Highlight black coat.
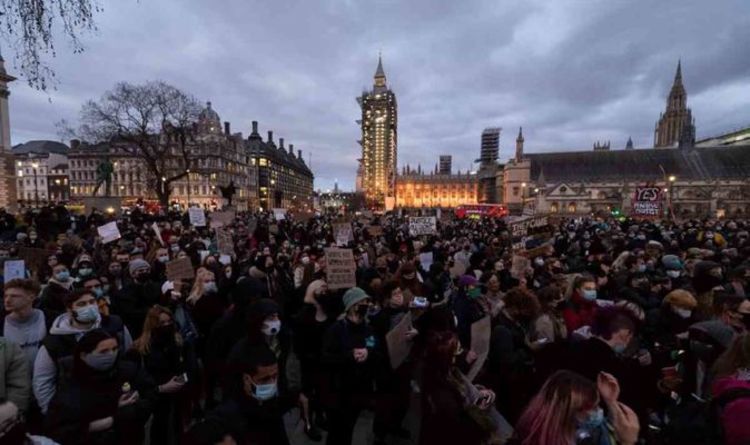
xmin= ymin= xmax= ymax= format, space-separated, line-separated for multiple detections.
xmin=44 ymin=359 xmax=155 ymax=445
xmin=114 ymin=281 xmax=161 ymax=338
xmin=209 ymin=394 xmax=290 ymax=445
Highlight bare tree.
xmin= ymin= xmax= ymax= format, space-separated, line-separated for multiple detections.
xmin=0 ymin=0 xmax=103 ymax=90
xmin=73 ymin=81 xmax=203 ymax=207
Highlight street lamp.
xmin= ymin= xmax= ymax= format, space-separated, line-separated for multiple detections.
xmin=668 ymin=175 xmax=677 ymax=219
xmin=30 ymin=160 xmax=40 ymax=208
xmin=186 ymin=169 xmax=191 ymax=207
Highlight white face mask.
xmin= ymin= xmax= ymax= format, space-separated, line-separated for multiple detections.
xmin=301 ymin=256 xmax=310 ymax=265
xmin=673 ymin=306 xmax=692 ymax=319
xmin=262 ymin=320 xmax=281 ymax=336
xmin=666 ymin=270 xmax=681 ymax=279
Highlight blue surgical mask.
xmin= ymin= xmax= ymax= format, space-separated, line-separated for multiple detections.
xmin=55 ymin=271 xmax=70 ymax=281
xmin=581 ymin=289 xmax=597 ymax=301
xmin=667 ymin=270 xmax=681 ymax=279
xmin=253 ymin=381 xmax=278 ymax=401
xmin=83 ymin=351 xmax=117 ymax=371
xmin=78 ymin=268 xmax=93 ymax=277
xmin=93 ymin=287 xmax=105 ymax=298
xmin=74 ymin=305 xmax=100 ymax=324
xmin=613 ymin=343 xmax=627 ymax=354
xmin=637 ymin=265 xmax=647 ymax=273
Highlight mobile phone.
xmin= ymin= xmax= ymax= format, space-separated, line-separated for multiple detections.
xmin=176 ymin=373 xmax=188 ymax=384
xmin=475 ymin=394 xmax=490 ymax=406
xmin=412 ymin=296 xmax=429 ymax=308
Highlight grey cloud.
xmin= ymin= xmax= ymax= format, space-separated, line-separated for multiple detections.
xmin=6 ymin=0 xmax=750 ymax=190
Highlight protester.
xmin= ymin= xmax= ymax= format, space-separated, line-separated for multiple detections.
xmin=2 ymin=279 xmax=48 ymax=370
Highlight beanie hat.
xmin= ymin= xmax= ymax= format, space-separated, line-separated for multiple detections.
xmin=248 ymin=298 xmax=280 ymax=318
xmin=129 ymin=258 xmax=150 ymax=275
xmin=458 ymin=274 xmax=478 ymax=288
xmin=342 ymin=287 xmax=369 ymax=312
xmin=663 ymin=289 xmax=697 ymax=309
xmin=661 ymin=254 xmax=683 ymax=271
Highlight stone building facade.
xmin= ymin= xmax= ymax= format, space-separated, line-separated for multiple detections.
xmin=395 ymin=163 xmax=478 ymax=208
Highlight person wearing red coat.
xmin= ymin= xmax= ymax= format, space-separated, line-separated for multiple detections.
xmin=561 ymin=274 xmax=599 ymax=333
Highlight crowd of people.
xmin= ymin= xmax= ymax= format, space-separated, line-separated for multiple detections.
xmin=0 ymin=203 xmax=748 ymax=445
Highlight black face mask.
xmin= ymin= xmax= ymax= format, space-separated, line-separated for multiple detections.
xmin=153 ymin=325 xmax=175 ymax=341
xmin=355 ymin=305 xmax=369 ymax=318
xmin=742 ymin=313 xmax=750 ymax=331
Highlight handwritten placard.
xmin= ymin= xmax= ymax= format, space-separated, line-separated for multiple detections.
xmin=97 ymin=222 xmax=121 ymax=244
xmin=408 ymin=216 xmax=436 ymax=236
xmin=211 ymin=210 xmax=235 ymax=228
xmin=3 ymin=260 xmax=25 ymax=281
xmin=324 ymin=248 xmax=356 ymax=290
xmin=385 ymin=313 xmax=414 ymax=370
xmin=467 ymin=315 xmax=491 ymax=381
xmin=166 ymin=257 xmax=194 ymax=281
xmin=189 ymin=208 xmax=206 ymax=227
xmin=333 ymin=222 xmax=353 ymax=247
xmin=216 ymin=228 xmax=235 ymax=256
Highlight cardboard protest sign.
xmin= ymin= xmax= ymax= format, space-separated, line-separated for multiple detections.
xmin=18 ymin=247 xmax=49 ymax=274
xmin=333 ymin=222 xmax=353 ymax=247
xmin=632 ymin=186 xmax=662 ymax=218
xmin=211 ymin=210 xmax=236 ymax=228
xmin=419 ymin=252 xmax=434 ymax=271
xmin=152 ymin=222 xmax=165 ymax=246
xmin=385 ymin=313 xmax=414 ymax=370
xmin=324 ymin=248 xmax=356 ymax=290
xmin=509 ymin=215 xmax=549 ymax=239
xmin=511 ymin=254 xmax=530 ymax=280
xmin=166 ymin=257 xmax=194 ymax=281
xmin=272 ymin=208 xmax=286 ymax=221
xmin=366 ymin=225 xmax=383 ymax=237
xmin=216 ymin=228 xmax=235 ymax=256
xmin=188 ymin=208 xmax=206 ymax=227
xmin=97 ymin=222 xmax=121 ymax=244
xmin=408 ymin=217 xmax=437 ymax=236
xmin=3 ymin=260 xmax=25 ymax=281
xmin=467 ymin=315 xmax=491 ymax=381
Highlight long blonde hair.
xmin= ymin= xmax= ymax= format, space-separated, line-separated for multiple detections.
xmin=187 ymin=267 xmax=213 ymax=305
xmin=131 ymin=305 xmax=183 ymax=355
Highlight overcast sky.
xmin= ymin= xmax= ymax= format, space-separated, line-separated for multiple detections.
xmin=6 ymin=0 xmax=750 ymax=190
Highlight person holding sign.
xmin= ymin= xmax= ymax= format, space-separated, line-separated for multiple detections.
xmin=321 ymin=287 xmax=382 ymax=445
xmin=370 ymin=281 xmax=415 ymax=444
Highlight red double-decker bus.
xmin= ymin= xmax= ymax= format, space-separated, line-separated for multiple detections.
xmin=455 ymin=204 xmax=509 ymax=219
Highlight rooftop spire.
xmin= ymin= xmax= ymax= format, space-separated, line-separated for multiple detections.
xmin=374 ymin=52 xmax=387 ymax=88
xmin=673 ymin=59 xmax=682 ymax=86
xmin=517 ymin=126 xmax=524 ymax=142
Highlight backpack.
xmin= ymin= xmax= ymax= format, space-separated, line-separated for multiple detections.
xmin=662 ymin=387 xmax=750 ymax=444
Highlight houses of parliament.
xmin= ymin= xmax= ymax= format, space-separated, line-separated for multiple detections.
xmin=357 ymin=57 xmax=750 ymax=218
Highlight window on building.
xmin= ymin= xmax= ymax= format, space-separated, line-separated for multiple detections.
xmin=513 ymin=187 xmax=519 ymax=196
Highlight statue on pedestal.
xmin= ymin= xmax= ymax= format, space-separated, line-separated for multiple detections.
xmin=92 ymin=158 xmax=114 ymax=197
xmin=218 ymin=180 xmax=237 ymax=208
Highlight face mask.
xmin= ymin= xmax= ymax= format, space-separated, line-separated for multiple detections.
xmin=534 ymin=258 xmax=545 ymax=267
xmin=673 ymin=307 xmax=692 ymax=319
xmin=253 ymin=380 xmax=278 ymax=401
xmin=613 ymin=343 xmax=627 ymax=354
xmin=301 ymin=256 xmax=310 ymax=265
xmin=102 ymin=284 xmax=111 ymax=294
xmin=581 ymin=289 xmax=597 ymax=301
xmin=667 ymin=270 xmax=681 ymax=279
xmin=110 ymin=268 xmax=122 ymax=276
xmin=83 ymin=351 xmax=117 ymax=371
xmin=74 ymin=305 xmax=100 ymax=324
xmin=55 ymin=271 xmax=70 ymax=281
xmin=356 ymin=305 xmax=369 ymax=318
xmin=742 ymin=313 xmax=750 ymax=331
xmin=78 ymin=267 xmax=93 ymax=277
xmin=467 ymin=287 xmax=482 ymax=299
xmin=637 ymin=265 xmax=647 ymax=273
xmin=637 ymin=235 xmax=646 ymax=241
xmin=225 ymin=270 xmax=232 ymax=279
xmin=203 ymin=282 xmax=218 ymax=293
xmin=262 ymin=320 xmax=281 ymax=336
xmin=158 ymin=255 xmax=169 ymax=263
xmin=580 ymin=407 xmax=605 ymax=430
xmin=367 ymin=305 xmax=381 ymax=317
xmin=93 ymin=287 xmax=105 ymax=298
xmin=171 ymin=245 xmax=180 ymax=253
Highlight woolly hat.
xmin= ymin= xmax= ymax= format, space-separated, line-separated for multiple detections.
xmin=128 ymin=258 xmax=150 ymax=275
xmin=458 ymin=274 xmax=478 ymax=287
xmin=661 ymin=254 xmax=683 ymax=271
xmin=663 ymin=289 xmax=697 ymax=309
xmin=342 ymin=287 xmax=369 ymax=312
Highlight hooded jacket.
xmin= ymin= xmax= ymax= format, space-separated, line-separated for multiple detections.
xmin=32 ymin=312 xmax=101 ymax=413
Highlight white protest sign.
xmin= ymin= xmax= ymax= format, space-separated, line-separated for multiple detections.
xmin=152 ymin=222 xmax=165 ymax=246
xmin=189 ymin=208 xmax=206 ymax=227
xmin=3 ymin=260 xmax=25 ymax=281
xmin=97 ymin=222 xmax=121 ymax=244
xmin=419 ymin=252 xmax=434 ymax=271
xmin=219 ymin=254 xmax=232 ymax=265
xmin=333 ymin=222 xmax=353 ymax=247
xmin=408 ymin=216 xmax=437 ymax=236
xmin=272 ymin=208 xmax=286 ymax=221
